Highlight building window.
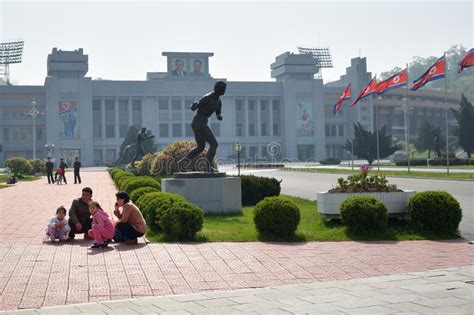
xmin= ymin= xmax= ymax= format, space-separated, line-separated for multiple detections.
xmin=273 ymin=123 xmax=280 ymax=136
xmin=159 ymin=98 xmax=169 ymax=122
xmin=92 ymin=99 xmax=102 ymax=139
xmin=249 ymin=123 xmax=255 ymax=136
xmin=236 ymin=123 xmax=242 ymax=137
xmin=132 ymin=99 xmax=142 ymax=127
xmin=105 ymin=99 xmax=115 ymax=138
xmin=172 ymin=98 xmax=182 ymax=110
xmin=185 ymin=124 xmax=193 ymax=137
xmin=325 ymin=124 xmax=337 ymax=137
xmin=159 ymin=123 xmax=169 ymax=137
xmin=105 ymin=149 xmax=116 ymax=165
xmin=3 ymin=128 xmax=10 ymax=143
xmin=172 ymin=123 xmax=182 ymax=137
xmin=338 ymin=124 xmax=344 ymax=137
xmin=261 ymin=123 xmax=267 ymax=136
xmin=119 ymin=99 xmax=129 ymax=138
xmin=93 ymin=149 xmax=103 ymax=166
xmin=211 ymin=123 xmax=220 ymax=137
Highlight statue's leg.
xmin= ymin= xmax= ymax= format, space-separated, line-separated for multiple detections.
xmin=203 ymin=125 xmax=218 ymax=172
xmin=178 ymin=128 xmax=206 ymax=171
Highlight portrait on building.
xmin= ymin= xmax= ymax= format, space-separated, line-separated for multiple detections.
xmin=190 ymin=59 xmax=205 ymax=77
xmin=296 ymin=100 xmax=314 ymax=136
xmin=59 ymin=101 xmax=80 ymax=138
xmin=171 ymin=58 xmax=187 ymax=76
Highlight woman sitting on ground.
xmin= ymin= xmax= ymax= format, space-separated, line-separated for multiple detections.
xmin=113 ymin=191 xmax=146 ymax=244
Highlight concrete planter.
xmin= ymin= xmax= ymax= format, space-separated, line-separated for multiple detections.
xmin=317 ymin=190 xmax=416 ymax=219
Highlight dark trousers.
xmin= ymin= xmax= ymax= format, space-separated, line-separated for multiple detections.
xmin=182 ymin=115 xmax=217 ymax=171
xmin=114 ymin=222 xmax=144 ymax=242
xmin=74 ymin=171 xmax=81 ymax=184
xmin=46 ymin=171 xmax=55 ymax=184
xmin=68 ymin=218 xmax=92 ymax=239
xmin=131 ymin=147 xmax=144 ymax=166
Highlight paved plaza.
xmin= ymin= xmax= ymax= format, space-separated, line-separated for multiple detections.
xmin=0 ymin=170 xmax=473 ymax=313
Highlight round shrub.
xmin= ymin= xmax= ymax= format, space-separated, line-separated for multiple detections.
xmin=109 ymin=168 xmax=123 ymax=180
xmin=139 ymin=192 xmax=186 ymax=233
xmin=254 ymin=196 xmax=300 ymax=237
xmin=408 ymin=191 xmax=462 ymax=235
xmin=123 ymin=177 xmax=161 ymax=194
xmin=130 ymin=187 xmax=160 ymax=204
xmin=340 ymin=197 xmax=388 ymax=233
xmin=160 ymin=204 xmax=204 ymax=241
xmin=241 ymin=175 xmax=281 ymax=206
xmin=6 ymin=157 xmax=33 ymax=177
xmin=28 ymin=159 xmax=46 ymax=175
xmin=115 ymin=172 xmax=136 ymax=190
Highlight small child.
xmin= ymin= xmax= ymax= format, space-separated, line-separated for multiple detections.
xmin=46 ymin=206 xmax=71 ymax=242
xmin=87 ymin=201 xmax=114 ymax=249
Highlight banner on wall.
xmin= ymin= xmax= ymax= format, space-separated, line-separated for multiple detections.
xmin=296 ymin=100 xmax=314 ymax=136
xmin=59 ymin=101 xmax=80 ymax=138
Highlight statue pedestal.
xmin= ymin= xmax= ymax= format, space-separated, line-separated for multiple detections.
xmin=162 ymin=172 xmax=242 ymax=214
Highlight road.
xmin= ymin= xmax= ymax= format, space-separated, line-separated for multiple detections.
xmin=230 ymin=169 xmax=474 ymax=242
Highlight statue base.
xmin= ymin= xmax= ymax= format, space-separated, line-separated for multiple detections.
xmin=162 ymin=173 xmax=242 ymax=214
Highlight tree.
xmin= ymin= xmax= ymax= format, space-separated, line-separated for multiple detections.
xmin=344 ymin=123 xmax=400 ymax=165
xmin=452 ymin=95 xmax=474 ymax=158
xmin=6 ymin=157 xmax=33 ymax=177
xmin=415 ymin=122 xmax=445 ymax=158
xmin=380 ymin=45 xmax=474 ymax=102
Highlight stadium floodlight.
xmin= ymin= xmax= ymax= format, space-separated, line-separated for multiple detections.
xmin=0 ymin=40 xmax=25 ymax=84
xmin=297 ymin=46 xmax=333 ymax=68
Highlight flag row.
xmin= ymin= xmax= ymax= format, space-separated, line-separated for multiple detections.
xmin=333 ymin=48 xmax=474 ymax=114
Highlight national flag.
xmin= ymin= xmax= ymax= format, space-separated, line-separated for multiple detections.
xmin=459 ymin=48 xmax=474 ymax=73
xmin=376 ymin=69 xmax=408 ymax=95
xmin=333 ymin=83 xmax=351 ymax=114
xmin=411 ymin=56 xmax=446 ymax=91
xmin=352 ymin=77 xmax=378 ymax=107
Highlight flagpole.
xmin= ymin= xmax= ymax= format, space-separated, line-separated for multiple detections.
xmin=349 ymin=106 xmax=354 ymax=171
xmin=444 ymin=51 xmax=450 ymax=175
xmin=376 ymin=96 xmax=380 ymax=171
xmin=405 ymin=63 xmax=411 ymax=173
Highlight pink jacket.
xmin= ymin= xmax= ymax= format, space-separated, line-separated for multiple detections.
xmin=92 ymin=209 xmax=114 ymax=234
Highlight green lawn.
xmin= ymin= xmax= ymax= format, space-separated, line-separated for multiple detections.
xmin=0 ymin=174 xmax=42 ymax=189
xmin=146 ymin=195 xmax=458 ymax=243
xmin=283 ymin=168 xmax=474 ymax=181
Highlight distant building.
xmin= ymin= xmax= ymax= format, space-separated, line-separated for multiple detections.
xmin=0 ymin=48 xmax=461 ymax=166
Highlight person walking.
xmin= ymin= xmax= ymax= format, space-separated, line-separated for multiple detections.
xmin=45 ymin=157 xmax=55 ymax=184
xmin=73 ymin=157 xmax=81 ymax=184
xmin=58 ymin=158 xmax=68 ymax=184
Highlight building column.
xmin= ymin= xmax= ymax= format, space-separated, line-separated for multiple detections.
xmin=101 ymin=98 xmax=105 ymax=139
xmin=269 ymin=99 xmax=274 ymax=137
xmin=244 ymin=98 xmax=249 ymax=137
xmin=128 ymin=97 xmax=132 ymax=127
xmin=114 ymin=98 xmax=119 ymax=138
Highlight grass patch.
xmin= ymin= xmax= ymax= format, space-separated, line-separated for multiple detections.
xmin=145 ymin=195 xmax=459 ymax=243
xmin=0 ymin=174 xmax=42 ymax=189
xmin=282 ymin=168 xmax=474 ymax=181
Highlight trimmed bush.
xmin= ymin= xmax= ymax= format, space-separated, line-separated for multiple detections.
xmin=123 ymin=177 xmax=161 ymax=194
xmin=253 ymin=196 xmax=300 ymax=237
xmin=6 ymin=157 xmax=33 ymax=177
xmin=340 ymin=197 xmax=388 ymax=233
xmin=28 ymin=159 xmax=46 ymax=175
xmin=130 ymin=187 xmax=160 ymax=204
xmin=395 ymin=159 xmax=427 ymax=166
xmin=241 ymin=175 xmax=281 ymax=206
xmin=139 ymin=192 xmax=186 ymax=233
xmin=160 ymin=204 xmax=204 ymax=241
xmin=319 ymin=157 xmax=341 ymax=165
xmin=407 ymin=191 xmax=462 ymax=235
xmin=109 ymin=168 xmax=122 ymax=180
xmin=115 ymin=172 xmax=136 ymax=190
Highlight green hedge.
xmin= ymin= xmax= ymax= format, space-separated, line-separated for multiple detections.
xmin=116 ymin=173 xmax=136 ymax=190
xmin=123 ymin=177 xmax=161 ymax=194
xmin=139 ymin=192 xmax=186 ymax=233
xmin=319 ymin=157 xmax=341 ymax=165
xmin=130 ymin=187 xmax=160 ymax=204
xmin=160 ymin=204 xmax=204 ymax=241
xmin=253 ymin=196 xmax=300 ymax=237
xmin=340 ymin=196 xmax=388 ymax=233
xmin=6 ymin=157 xmax=33 ymax=177
xmin=407 ymin=191 xmax=462 ymax=235
xmin=396 ymin=158 xmax=474 ymax=166
xmin=241 ymin=175 xmax=281 ymax=206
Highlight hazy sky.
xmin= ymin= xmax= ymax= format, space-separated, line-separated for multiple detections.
xmin=0 ymin=0 xmax=472 ymax=85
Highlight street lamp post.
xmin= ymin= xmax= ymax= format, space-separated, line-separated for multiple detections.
xmin=235 ymin=142 xmax=242 ymax=176
xmin=24 ymin=99 xmax=44 ymax=161
xmin=397 ymin=101 xmax=413 ymax=173
xmin=44 ymin=143 xmax=55 ymax=158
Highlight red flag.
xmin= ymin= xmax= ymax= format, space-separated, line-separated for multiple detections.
xmin=459 ymin=48 xmax=474 ymax=73
xmin=411 ymin=56 xmax=445 ymax=91
xmin=352 ymin=77 xmax=377 ymax=107
xmin=376 ymin=69 xmax=408 ymax=95
xmin=333 ymin=83 xmax=351 ymax=115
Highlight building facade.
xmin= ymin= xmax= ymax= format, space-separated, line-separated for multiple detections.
xmin=0 ymin=48 xmax=460 ymax=166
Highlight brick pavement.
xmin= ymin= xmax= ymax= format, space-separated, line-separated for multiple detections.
xmin=0 ymin=170 xmax=473 ymax=311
